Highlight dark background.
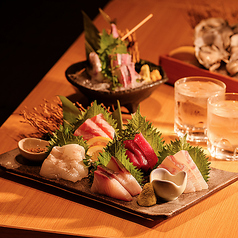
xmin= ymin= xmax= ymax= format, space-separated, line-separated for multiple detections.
xmin=0 ymin=0 xmax=110 ymax=126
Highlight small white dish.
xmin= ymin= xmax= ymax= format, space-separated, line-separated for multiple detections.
xmin=18 ymin=138 xmax=49 ymax=162
xmin=150 ymin=168 xmax=187 ymax=201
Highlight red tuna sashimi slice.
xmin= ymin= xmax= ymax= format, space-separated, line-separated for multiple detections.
xmin=123 ymin=140 xmax=149 ymax=171
xmin=125 ymin=150 xmax=141 ymax=168
xmin=91 ymin=170 xmax=132 ymax=201
xmin=90 ymin=113 xmax=115 ymax=139
xmin=74 ymin=118 xmax=110 ymax=140
xmin=134 ymin=133 xmax=158 ymax=169
xmin=106 ymin=156 xmax=142 ymax=196
xmin=97 ymin=165 xmax=142 ymax=196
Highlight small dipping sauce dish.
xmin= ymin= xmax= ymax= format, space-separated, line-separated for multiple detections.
xmin=18 ymin=138 xmax=49 ymax=162
xmin=150 ymin=168 xmax=187 ymax=201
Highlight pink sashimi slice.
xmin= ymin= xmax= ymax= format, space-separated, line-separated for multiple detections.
xmin=73 ymin=118 xmax=110 ymax=140
xmin=134 ymin=133 xmax=158 ymax=169
xmin=111 ymin=23 xmax=119 ymax=38
xmin=106 ymin=156 xmax=142 ymax=196
xmin=158 ymin=150 xmax=208 ymax=193
xmin=123 ymin=140 xmax=149 ymax=171
xmin=114 ymin=64 xmax=131 ymax=88
xmin=111 ymin=54 xmax=140 ymax=89
xmin=91 ymin=170 xmax=132 ymax=201
xmin=90 ymin=113 xmax=115 ymax=139
xmin=113 ymin=54 xmax=132 ymax=67
xmin=120 ymin=54 xmax=132 ymax=66
xmin=158 ymin=155 xmax=196 ymax=193
xmin=172 ymin=150 xmax=208 ymax=191
xmin=97 ymin=165 xmax=142 ymax=196
xmin=127 ymin=62 xmax=140 ymax=88
xmin=73 ymin=128 xmax=94 ymax=140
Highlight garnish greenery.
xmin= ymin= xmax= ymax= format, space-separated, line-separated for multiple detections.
xmin=48 ymin=125 xmax=88 ymax=151
xmin=82 ymin=11 xmax=100 ymax=60
xmin=97 ymin=29 xmax=128 ymax=90
xmin=97 ymin=138 xmax=144 ymax=184
xmin=47 ymin=125 xmax=90 ymax=165
xmin=58 ymin=95 xmax=82 ymax=129
xmin=159 ymin=136 xmax=211 ymax=182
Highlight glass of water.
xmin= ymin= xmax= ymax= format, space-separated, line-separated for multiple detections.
xmin=174 ymin=76 xmax=226 ymax=142
xmin=207 ymin=93 xmax=238 ymax=160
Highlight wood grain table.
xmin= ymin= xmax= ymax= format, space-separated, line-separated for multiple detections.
xmin=1 ymin=0 xmax=238 ymax=237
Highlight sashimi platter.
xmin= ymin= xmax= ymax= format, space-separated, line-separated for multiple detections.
xmin=1 ymin=10 xmax=238 ymax=221
xmin=1 ymin=96 xmax=238 ymax=220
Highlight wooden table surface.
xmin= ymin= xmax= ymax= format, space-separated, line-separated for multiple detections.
xmin=1 ymin=0 xmax=238 ymax=237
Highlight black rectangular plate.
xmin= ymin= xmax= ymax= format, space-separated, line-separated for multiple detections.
xmin=1 ymin=148 xmax=238 ymax=220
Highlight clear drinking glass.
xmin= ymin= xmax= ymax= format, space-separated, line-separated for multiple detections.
xmin=207 ymin=93 xmax=238 ymax=160
xmin=174 ymin=76 xmax=226 ymax=142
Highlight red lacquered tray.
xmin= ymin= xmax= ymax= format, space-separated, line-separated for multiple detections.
xmin=159 ymin=54 xmax=238 ymax=92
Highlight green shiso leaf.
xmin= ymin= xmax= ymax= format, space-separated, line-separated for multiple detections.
xmin=82 ymin=11 xmax=100 ymax=59
xmin=97 ymin=29 xmax=127 ymax=55
xmin=159 ymin=135 xmax=211 ymax=182
xmin=111 ymin=100 xmax=123 ymax=132
xmin=98 ymin=138 xmax=144 ymax=184
xmin=47 ymin=125 xmax=90 ymax=164
xmin=58 ymin=95 xmax=82 ymax=129
xmin=97 ymin=29 xmax=128 ymax=89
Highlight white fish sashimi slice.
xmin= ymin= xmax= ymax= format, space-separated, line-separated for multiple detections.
xmin=171 ymin=152 xmax=203 ymax=192
xmin=167 ymin=155 xmax=198 ymax=193
xmin=173 ymin=150 xmax=208 ymax=190
xmin=97 ymin=165 xmax=142 ymax=196
xmin=158 ymin=150 xmax=208 ymax=193
xmin=106 ymin=156 xmax=142 ymax=196
xmin=91 ymin=170 xmax=133 ymax=201
xmin=40 ymin=144 xmax=88 ymax=183
xmin=159 ymin=156 xmax=196 ymax=193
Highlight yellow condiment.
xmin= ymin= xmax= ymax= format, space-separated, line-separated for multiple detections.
xmin=137 ymin=182 xmax=157 ymax=207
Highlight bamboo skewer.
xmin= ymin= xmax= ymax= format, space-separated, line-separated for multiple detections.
xmin=121 ymin=14 xmax=153 ymax=40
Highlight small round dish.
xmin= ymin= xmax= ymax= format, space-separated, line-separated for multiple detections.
xmin=65 ymin=60 xmax=168 ymax=113
xmin=150 ymin=168 xmax=187 ymax=201
xmin=18 ymin=138 xmax=49 ymax=162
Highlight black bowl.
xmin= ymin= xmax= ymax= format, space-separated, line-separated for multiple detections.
xmin=65 ymin=60 xmax=168 ymax=113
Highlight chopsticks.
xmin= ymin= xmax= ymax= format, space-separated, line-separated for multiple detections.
xmin=121 ymin=14 xmax=153 ymax=40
